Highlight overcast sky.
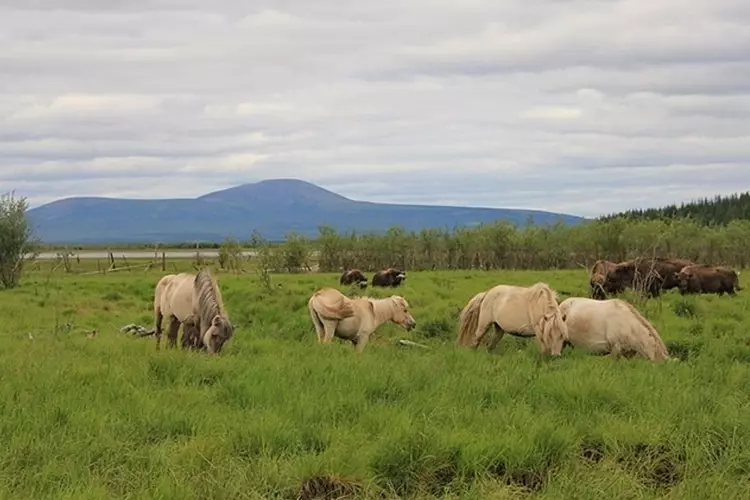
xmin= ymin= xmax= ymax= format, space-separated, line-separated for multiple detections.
xmin=1 ymin=0 xmax=749 ymax=217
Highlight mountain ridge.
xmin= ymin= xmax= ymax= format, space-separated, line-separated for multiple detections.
xmin=26 ymin=179 xmax=587 ymax=243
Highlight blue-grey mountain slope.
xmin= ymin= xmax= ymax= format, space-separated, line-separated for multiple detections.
xmin=26 ymin=179 xmax=586 ymax=243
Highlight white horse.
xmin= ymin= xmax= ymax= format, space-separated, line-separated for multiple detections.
xmin=457 ymin=282 xmax=568 ymax=356
xmin=308 ymin=287 xmax=416 ymax=352
xmin=558 ymin=297 xmax=671 ymax=362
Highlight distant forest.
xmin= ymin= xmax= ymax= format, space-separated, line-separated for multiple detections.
xmin=601 ymin=191 xmax=750 ymax=225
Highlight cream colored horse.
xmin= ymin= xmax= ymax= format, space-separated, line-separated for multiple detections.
xmin=456 ymin=282 xmax=568 ymax=356
xmin=307 ymin=287 xmax=416 ymax=352
xmin=153 ymin=273 xmax=196 ymax=350
xmin=558 ymin=297 xmax=670 ymax=362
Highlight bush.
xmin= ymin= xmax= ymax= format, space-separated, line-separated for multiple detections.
xmin=0 ymin=192 xmax=37 ymax=289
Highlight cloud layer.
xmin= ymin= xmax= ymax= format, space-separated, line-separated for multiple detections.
xmin=2 ymin=0 xmax=749 ymax=216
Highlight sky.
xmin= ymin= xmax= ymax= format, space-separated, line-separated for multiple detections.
xmin=1 ymin=0 xmax=749 ymax=218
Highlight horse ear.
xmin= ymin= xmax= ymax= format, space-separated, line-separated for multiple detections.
xmin=212 ymin=315 xmax=221 ymax=326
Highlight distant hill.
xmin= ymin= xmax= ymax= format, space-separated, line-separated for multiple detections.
xmin=602 ymin=191 xmax=750 ymax=225
xmin=26 ymin=179 xmax=587 ymax=244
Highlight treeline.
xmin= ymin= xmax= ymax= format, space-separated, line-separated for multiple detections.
xmin=601 ymin=191 xmax=750 ymax=226
xmin=305 ymin=218 xmax=750 ymax=272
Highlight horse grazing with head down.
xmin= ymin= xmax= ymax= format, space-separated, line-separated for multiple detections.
xmin=456 ymin=282 xmax=568 ymax=356
xmin=193 ymin=268 xmax=234 ymax=354
xmin=307 ymin=287 xmax=416 ymax=352
xmin=153 ymin=273 xmax=197 ymax=350
xmin=558 ymin=297 xmax=670 ymax=362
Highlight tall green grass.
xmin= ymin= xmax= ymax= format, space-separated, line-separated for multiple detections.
xmin=1 ymin=267 xmax=749 ymax=499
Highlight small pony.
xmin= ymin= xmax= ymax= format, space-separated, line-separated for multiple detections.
xmin=153 ymin=269 xmax=233 ymax=354
xmin=456 ymin=282 xmax=568 ymax=356
xmin=307 ymin=287 xmax=416 ymax=352
xmin=558 ymin=297 xmax=670 ymax=362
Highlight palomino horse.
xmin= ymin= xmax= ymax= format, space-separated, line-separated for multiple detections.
xmin=456 ymin=282 xmax=568 ymax=356
xmin=307 ymin=287 xmax=416 ymax=352
xmin=558 ymin=297 xmax=670 ymax=362
xmin=193 ymin=268 xmax=234 ymax=354
xmin=153 ymin=273 xmax=196 ymax=350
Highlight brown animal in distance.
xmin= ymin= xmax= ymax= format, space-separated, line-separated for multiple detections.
xmin=589 ymin=259 xmax=620 ymax=299
xmin=340 ymin=269 xmax=368 ymax=289
xmin=371 ymin=268 xmax=406 ymax=287
xmin=676 ymin=264 xmax=742 ymax=296
xmin=604 ymin=257 xmax=694 ymax=298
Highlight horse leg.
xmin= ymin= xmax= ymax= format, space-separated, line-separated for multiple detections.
xmin=470 ymin=307 xmax=495 ymax=349
xmin=322 ymin=319 xmax=338 ymax=344
xmin=167 ymin=315 xmax=180 ymax=349
xmin=354 ymin=332 xmax=371 ymax=353
xmin=154 ymin=309 xmax=163 ymax=350
xmin=486 ymin=324 xmax=505 ymax=352
xmin=609 ymin=342 xmax=624 ymax=360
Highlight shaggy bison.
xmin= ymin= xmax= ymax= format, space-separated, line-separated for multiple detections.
xmin=589 ymin=259 xmax=620 ymax=299
xmin=676 ymin=264 xmax=742 ymax=296
xmin=371 ymin=268 xmax=406 ymax=288
xmin=339 ymin=269 xmax=368 ymax=288
xmin=603 ymin=257 xmax=694 ymax=298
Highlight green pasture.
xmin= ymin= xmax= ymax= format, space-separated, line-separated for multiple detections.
xmin=1 ymin=264 xmax=749 ymax=499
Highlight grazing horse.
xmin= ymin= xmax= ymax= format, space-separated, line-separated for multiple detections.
xmin=153 ymin=273 xmax=196 ymax=350
xmin=307 ymin=287 xmax=416 ymax=352
xmin=193 ymin=268 xmax=234 ymax=354
xmin=558 ymin=297 xmax=670 ymax=362
xmin=456 ymin=282 xmax=568 ymax=356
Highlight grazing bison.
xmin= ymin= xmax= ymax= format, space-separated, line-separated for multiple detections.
xmin=340 ymin=269 xmax=368 ymax=289
xmin=676 ymin=264 xmax=742 ymax=296
xmin=589 ymin=259 xmax=620 ymax=299
xmin=604 ymin=257 xmax=694 ymax=298
xmin=371 ymin=268 xmax=406 ymax=288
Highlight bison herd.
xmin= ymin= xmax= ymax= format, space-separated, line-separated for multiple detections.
xmin=589 ymin=257 xmax=742 ymax=300
xmin=339 ymin=267 xmax=407 ymax=289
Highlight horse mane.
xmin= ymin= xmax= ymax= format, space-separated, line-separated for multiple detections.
xmin=194 ymin=268 xmax=229 ymax=329
xmin=614 ymin=299 xmax=669 ymax=361
xmin=526 ymin=282 xmax=568 ymax=353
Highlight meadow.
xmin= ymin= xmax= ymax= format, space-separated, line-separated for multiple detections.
xmin=1 ymin=259 xmax=749 ymax=499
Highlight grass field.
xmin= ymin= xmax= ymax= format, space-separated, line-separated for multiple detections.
xmin=1 ymin=262 xmax=749 ymax=499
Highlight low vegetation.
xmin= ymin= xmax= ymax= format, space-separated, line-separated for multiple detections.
xmin=1 ymin=259 xmax=749 ymax=498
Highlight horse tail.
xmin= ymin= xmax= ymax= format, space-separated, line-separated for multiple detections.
xmin=528 ymin=283 xmax=568 ymax=355
xmin=617 ymin=300 xmax=670 ymax=362
xmin=308 ymin=296 xmax=325 ymax=331
xmin=457 ymin=291 xmax=487 ymax=346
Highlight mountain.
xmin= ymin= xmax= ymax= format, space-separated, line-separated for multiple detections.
xmin=26 ymin=178 xmax=587 ymax=244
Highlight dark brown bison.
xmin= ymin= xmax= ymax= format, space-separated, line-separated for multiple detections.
xmin=603 ymin=257 xmax=694 ymax=298
xmin=589 ymin=259 xmax=620 ymax=299
xmin=371 ymin=268 xmax=406 ymax=288
xmin=676 ymin=264 xmax=742 ymax=296
xmin=340 ymin=269 xmax=368 ymax=288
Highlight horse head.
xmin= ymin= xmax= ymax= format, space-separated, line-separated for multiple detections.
xmin=203 ymin=314 xmax=234 ymax=354
xmin=389 ymin=296 xmax=416 ymax=331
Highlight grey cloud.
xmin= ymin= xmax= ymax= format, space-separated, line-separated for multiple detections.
xmin=1 ymin=0 xmax=749 ymax=217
